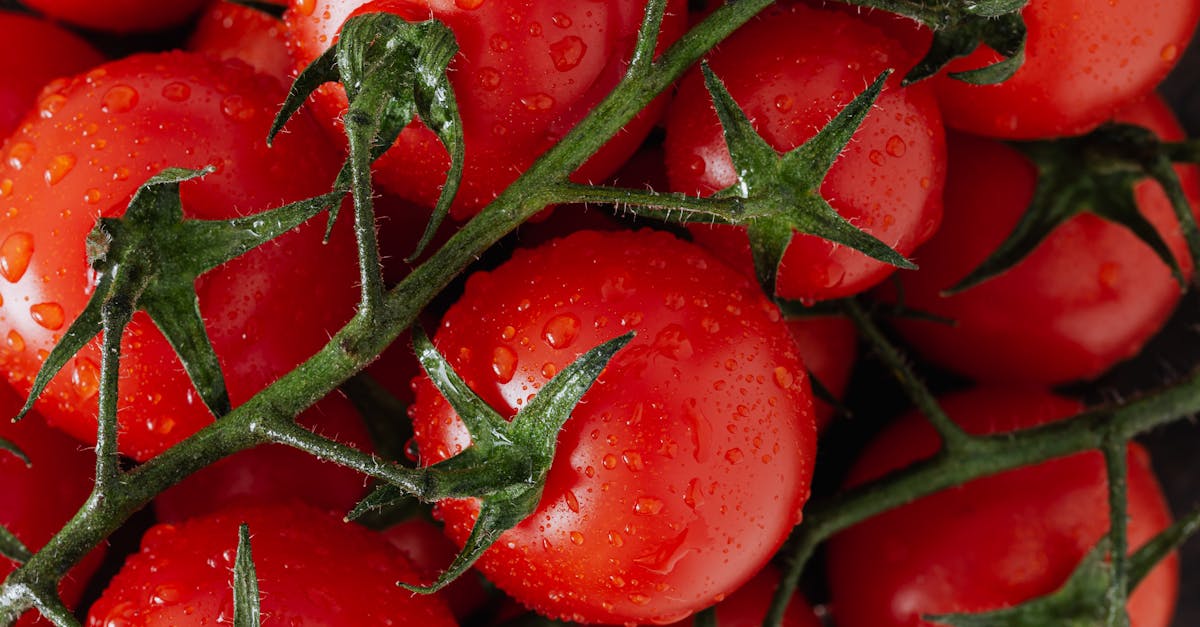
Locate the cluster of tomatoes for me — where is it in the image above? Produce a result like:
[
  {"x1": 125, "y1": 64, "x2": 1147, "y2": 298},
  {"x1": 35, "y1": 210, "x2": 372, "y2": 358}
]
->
[{"x1": 1, "y1": 0, "x2": 1199, "y2": 625}]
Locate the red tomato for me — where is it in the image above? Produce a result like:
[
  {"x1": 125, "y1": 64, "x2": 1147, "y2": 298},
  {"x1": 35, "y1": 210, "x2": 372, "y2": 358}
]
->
[
  {"x1": 22, "y1": 0, "x2": 208, "y2": 33},
  {"x1": 283, "y1": 0, "x2": 686, "y2": 219},
  {"x1": 786, "y1": 316, "x2": 855, "y2": 430},
  {"x1": 87, "y1": 502, "x2": 457, "y2": 626},
  {"x1": 0, "y1": 383, "x2": 104, "y2": 627},
  {"x1": 410, "y1": 229, "x2": 817, "y2": 624},
  {"x1": 154, "y1": 393, "x2": 374, "y2": 523},
  {"x1": 884, "y1": 95, "x2": 1200, "y2": 384},
  {"x1": 827, "y1": 387, "x2": 1177, "y2": 627},
  {"x1": 668, "y1": 566, "x2": 822, "y2": 627},
  {"x1": 0, "y1": 52, "x2": 359, "y2": 460},
  {"x1": 933, "y1": 0, "x2": 1200, "y2": 139},
  {"x1": 665, "y1": 3, "x2": 945, "y2": 302},
  {"x1": 188, "y1": 0, "x2": 294, "y2": 84},
  {"x1": 384, "y1": 518, "x2": 492, "y2": 622},
  {"x1": 0, "y1": 11, "x2": 104, "y2": 139}
]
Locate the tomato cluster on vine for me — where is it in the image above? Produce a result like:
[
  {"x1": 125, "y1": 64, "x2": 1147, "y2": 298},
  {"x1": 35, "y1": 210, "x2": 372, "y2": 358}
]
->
[{"x1": 0, "y1": 0, "x2": 1198, "y2": 626}]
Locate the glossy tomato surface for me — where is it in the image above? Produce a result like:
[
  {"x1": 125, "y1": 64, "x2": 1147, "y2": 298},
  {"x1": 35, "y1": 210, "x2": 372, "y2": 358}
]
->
[
  {"x1": 0, "y1": 52, "x2": 359, "y2": 460},
  {"x1": 827, "y1": 387, "x2": 1177, "y2": 627},
  {"x1": 933, "y1": 0, "x2": 1200, "y2": 139},
  {"x1": 668, "y1": 566, "x2": 821, "y2": 627},
  {"x1": 665, "y1": 3, "x2": 945, "y2": 302},
  {"x1": 87, "y1": 502, "x2": 457, "y2": 626},
  {"x1": 887, "y1": 95, "x2": 1200, "y2": 384},
  {"x1": 786, "y1": 315, "x2": 855, "y2": 430},
  {"x1": 23, "y1": 0, "x2": 208, "y2": 33},
  {"x1": 284, "y1": 0, "x2": 686, "y2": 219},
  {"x1": 188, "y1": 0, "x2": 293, "y2": 84},
  {"x1": 0, "y1": 11, "x2": 104, "y2": 139},
  {"x1": 410, "y1": 229, "x2": 816, "y2": 624}
]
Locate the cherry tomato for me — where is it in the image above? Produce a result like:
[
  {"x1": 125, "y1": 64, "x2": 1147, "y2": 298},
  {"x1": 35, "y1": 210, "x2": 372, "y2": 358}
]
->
[
  {"x1": 384, "y1": 517, "x2": 492, "y2": 622},
  {"x1": 154, "y1": 392, "x2": 374, "y2": 523},
  {"x1": 786, "y1": 316, "x2": 855, "y2": 430},
  {"x1": 188, "y1": 0, "x2": 293, "y2": 84},
  {"x1": 827, "y1": 387, "x2": 1177, "y2": 627},
  {"x1": 884, "y1": 95, "x2": 1200, "y2": 384},
  {"x1": 410, "y1": 229, "x2": 816, "y2": 624},
  {"x1": 668, "y1": 566, "x2": 822, "y2": 627},
  {"x1": 283, "y1": 0, "x2": 686, "y2": 219},
  {"x1": 933, "y1": 0, "x2": 1200, "y2": 139},
  {"x1": 87, "y1": 502, "x2": 457, "y2": 626},
  {"x1": 0, "y1": 383, "x2": 104, "y2": 627},
  {"x1": 665, "y1": 3, "x2": 945, "y2": 302},
  {"x1": 0, "y1": 11, "x2": 104, "y2": 139},
  {"x1": 0, "y1": 52, "x2": 359, "y2": 460},
  {"x1": 22, "y1": 0, "x2": 208, "y2": 33}
]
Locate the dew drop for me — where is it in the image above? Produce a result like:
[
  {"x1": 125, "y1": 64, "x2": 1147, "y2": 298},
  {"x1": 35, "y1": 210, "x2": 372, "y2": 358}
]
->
[
  {"x1": 724, "y1": 448, "x2": 745, "y2": 465},
  {"x1": 541, "y1": 362, "x2": 558, "y2": 378},
  {"x1": 773, "y1": 366, "x2": 795, "y2": 390},
  {"x1": 44, "y1": 154, "x2": 76, "y2": 186},
  {"x1": 500, "y1": 325, "x2": 516, "y2": 340},
  {"x1": 84, "y1": 188, "x2": 102, "y2": 204},
  {"x1": 296, "y1": 0, "x2": 316, "y2": 15},
  {"x1": 1161, "y1": 43, "x2": 1179, "y2": 62},
  {"x1": 71, "y1": 358, "x2": 100, "y2": 400},
  {"x1": 490, "y1": 34, "x2": 511, "y2": 52},
  {"x1": 7, "y1": 142, "x2": 35, "y2": 170},
  {"x1": 492, "y1": 345, "x2": 518, "y2": 383},
  {"x1": 151, "y1": 585, "x2": 181, "y2": 605},
  {"x1": 30, "y1": 302, "x2": 65, "y2": 330},
  {"x1": 551, "y1": 12, "x2": 573, "y2": 28},
  {"x1": 101, "y1": 85, "x2": 139, "y2": 114},
  {"x1": 0, "y1": 232, "x2": 34, "y2": 282},
  {"x1": 38, "y1": 94, "x2": 67, "y2": 119},
  {"x1": 885, "y1": 135, "x2": 907, "y2": 157},
  {"x1": 0, "y1": 179, "x2": 10, "y2": 197},
  {"x1": 478, "y1": 67, "x2": 502, "y2": 91},
  {"x1": 634, "y1": 496, "x2": 664, "y2": 515},
  {"x1": 542, "y1": 313, "x2": 580, "y2": 349},
  {"x1": 549, "y1": 36, "x2": 587, "y2": 71},
  {"x1": 565, "y1": 490, "x2": 580, "y2": 513},
  {"x1": 602, "y1": 453, "x2": 618, "y2": 470},
  {"x1": 5, "y1": 331, "x2": 24, "y2": 353},
  {"x1": 868, "y1": 149, "x2": 885, "y2": 166},
  {"x1": 621, "y1": 450, "x2": 644, "y2": 471},
  {"x1": 773, "y1": 94, "x2": 793, "y2": 112},
  {"x1": 221, "y1": 95, "x2": 256, "y2": 121},
  {"x1": 628, "y1": 593, "x2": 651, "y2": 606},
  {"x1": 162, "y1": 82, "x2": 191, "y2": 102},
  {"x1": 521, "y1": 93, "x2": 555, "y2": 111},
  {"x1": 569, "y1": 531, "x2": 585, "y2": 545}
]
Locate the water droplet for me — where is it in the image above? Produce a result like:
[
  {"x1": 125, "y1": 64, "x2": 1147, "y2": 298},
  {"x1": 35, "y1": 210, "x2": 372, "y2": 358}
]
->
[
  {"x1": 652, "y1": 324, "x2": 693, "y2": 360},
  {"x1": 684, "y1": 477, "x2": 703, "y2": 510},
  {"x1": 478, "y1": 67, "x2": 502, "y2": 91},
  {"x1": 885, "y1": 135, "x2": 907, "y2": 157},
  {"x1": 621, "y1": 450, "x2": 644, "y2": 471},
  {"x1": 634, "y1": 496, "x2": 663, "y2": 515},
  {"x1": 7, "y1": 142, "x2": 35, "y2": 170},
  {"x1": 490, "y1": 34, "x2": 511, "y2": 52},
  {"x1": 221, "y1": 95, "x2": 256, "y2": 121},
  {"x1": 551, "y1": 12, "x2": 573, "y2": 28},
  {"x1": 71, "y1": 358, "x2": 100, "y2": 400},
  {"x1": 549, "y1": 36, "x2": 587, "y2": 71},
  {"x1": 602, "y1": 453, "x2": 618, "y2": 470},
  {"x1": 30, "y1": 302, "x2": 65, "y2": 330},
  {"x1": 868, "y1": 149, "x2": 885, "y2": 166},
  {"x1": 773, "y1": 366, "x2": 794, "y2": 390},
  {"x1": 5, "y1": 331, "x2": 24, "y2": 352},
  {"x1": 1161, "y1": 43, "x2": 1178, "y2": 62},
  {"x1": 541, "y1": 362, "x2": 557, "y2": 378},
  {"x1": 492, "y1": 345, "x2": 517, "y2": 383},
  {"x1": 565, "y1": 490, "x2": 580, "y2": 513},
  {"x1": 296, "y1": 0, "x2": 315, "y2": 15},
  {"x1": 44, "y1": 154, "x2": 76, "y2": 186},
  {"x1": 569, "y1": 531, "x2": 585, "y2": 545},
  {"x1": 608, "y1": 530, "x2": 624, "y2": 546},
  {"x1": 101, "y1": 85, "x2": 139, "y2": 114},
  {"x1": 774, "y1": 94, "x2": 793, "y2": 112},
  {"x1": 632, "y1": 529, "x2": 690, "y2": 574},
  {"x1": 542, "y1": 313, "x2": 580, "y2": 349},
  {"x1": 628, "y1": 593, "x2": 651, "y2": 606},
  {"x1": 162, "y1": 82, "x2": 191, "y2": 102},
  {"x1": 724, "y1": 448, "x2": 745, "y2": 464},
  {"x1": 683, "y1": 399, "x2": 712, "y2": 463},
  {"x1": 0, "y1": 232, "x2": 34, "y2": 282},
  {"x1": 151, "y1": 585, "x2": 181, "y2": 605},
  {"x1": 919, "y1": 177, "x2": 931, "y2": 190},
  {"x1": 0, "y1": 179, "x2": 10, "y2": 198},
  {"x1": 521, "y1": 93, "x2": 555, "y2": 111},
  {"x1": 455, "y1": 0, "x2": 483, "y2": 8},
  {"x1": 39, "y1": 94, "x2": 67, "y2": 119},
  {"x1": 500, "y1": 325, "x2": 516, "y2": 340},
  {"x1": 84, "y1": 188, "x2": 102, "y2": 204}
]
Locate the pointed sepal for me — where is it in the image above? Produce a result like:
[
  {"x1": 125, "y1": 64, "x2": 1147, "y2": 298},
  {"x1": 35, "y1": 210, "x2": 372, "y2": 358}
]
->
[
  {"x1": 0, "y1": 523, "x2": 31, "y2": 564},
  {"x1": 233, "y1": 524, "x2": 262, "y2": 627},
  {"x1": 903, "y1": 9, "x2": 1027, "y2": 85},
  {"x1": 413, "y1": 324, "x2": 509, "y2": 451},
  {"x1": 0, "y1": 437, "x2": 28, "y2": 466}
]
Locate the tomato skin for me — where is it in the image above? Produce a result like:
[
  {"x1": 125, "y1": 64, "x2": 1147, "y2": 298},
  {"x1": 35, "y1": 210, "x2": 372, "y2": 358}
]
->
[
  {"x1": 189, "y1": 0, "x2": 294, "y2": 84},
  {"x1": 827, "y1": 387, "x2": 1177, "y2": 627},
  {"x1": 933, "y1": 0, "x2": 1200, "y2": 139},
  {"x1": 22, "y1": 0, "x2": 208, "y2": 32},
  {"x1": 0, "y1": 383, "x2": 104, "y2": 627},
  {"x1": 786, "y1": 316, "x2": 855, "y2": 430},
  {"x1": 409, "y1": 229, "x2": 816, "y2": 624},
  {"x1": 0, "y1": 52, "x2": 359, "y2": 461},
  {"x1": 86, "y1": 502, "x2": 457, "y2": 626},
  {"x1": 0, "y1": 11, "x2": 104, "y2": 140},
  {"x1": 384, "y1": 518, "x2": 492, "y2": 622},
  {"x1": 668, "y1": 566, "x2": 822, "y2": 627},
  {"x1": 885, "y1": 95, "x2": 1199, "y2": 384},
  {"x1": 665, "y1": 3, "x2": 945, "y2": 302},
  {"x1": 283, "y1": 0, "x2": 686, "y2": 220},
  {"x1": 154, "y1": 392, "x2": 374, "y2": 523}
]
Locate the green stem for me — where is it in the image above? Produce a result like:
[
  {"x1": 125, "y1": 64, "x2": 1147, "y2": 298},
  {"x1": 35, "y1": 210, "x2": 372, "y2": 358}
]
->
[
  {"x1": 95, "y1": 300, "x2": 133, "y2": 493},
  {"x1": 1102, "y1": 439, "x2": 1130, "y2": 627}
]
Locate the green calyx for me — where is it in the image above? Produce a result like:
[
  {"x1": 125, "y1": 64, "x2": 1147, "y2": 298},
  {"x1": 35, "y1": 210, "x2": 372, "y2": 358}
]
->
[
  {"x1": 948, "y1": 123, "x2": 1200, "y2": 294},
  {"x1": 233, "y1": 524, "x2": 262, "y2": 627}
]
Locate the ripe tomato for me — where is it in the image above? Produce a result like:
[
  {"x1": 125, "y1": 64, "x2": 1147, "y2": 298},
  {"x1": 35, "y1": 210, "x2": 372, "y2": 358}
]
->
[
  {"x1": 668, "y1": 566, "x2": 822, "y2": 627},
  {"x1": 665, "y1": 3, "x2": 945, "y2": 302},
  {"x1": 932, "y1": 0, "x2": 1200, "y2": 139},
  {"x1": 384, "y1": 517, "x2": 492, "y2": 622},
  {"x1": 0, "y1": 11, "x2": 104, "y2": 139},
  {"x1": 283, "y1": 0, "x2": 686, "y2": 219},
  {"x1": 0, "y1": 382, "x2": 104, "y2": 627},
  {"x1": 87, "y1": 502, "x2": 457, "y2": 626},
  {"x1": 0, "y1": 52, "x2": 359, "y2": 460},
  {"x1": 189, "y1": 0, "x2": 293, "y2": 84},
  {"x1": 22, "y1": 0, "x2": 208, "y2": 33},
  {"x1": 884, "y1": 95, "x2": 1200, "y2": 384},
  {"x1": 786, "y1": 316, "x2": 855, "y2": 430},
  {"x1": 409, "y1": 229, "x2": 817, "y2": 624},
  {"x1": 827, "y1": 387, "x2": 1177, "y2": 627},
  {"x1": 153, "y1": 392, "x2": 374, "y2": 523}
]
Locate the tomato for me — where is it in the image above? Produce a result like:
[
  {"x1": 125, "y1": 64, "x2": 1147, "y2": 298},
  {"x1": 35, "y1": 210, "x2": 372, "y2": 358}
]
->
[
  {"x1": 0, "y1": 11, "x2": 104, "y2": 140},
  {"x1": 409, "y1": 229, "x2": 816, "y2": 624},
  {"x1": 86, "y1": 502, "x2": 457, "y2": 626},
  {"x1": 827, "y1": 387, "x2": 1177, "y2": 627},
  {"x1": 786, "y1": 316, "x2": 855, "y2": 430},
  {"x1": 0, "y1": 382, "x2": 104, "y2": 627},
  {"x1": 188, "y1": 0, "x2": 293, "y2": 84},
  {"x1": 0, "y1": 52, "x2": 359, "y2": 461},
  {"x1": 883, "y1": 95, "x2": 1200, "y2": 384},
  {"x1": 283, "y1": 0, "x2": 686, "y2": 219},
  {"x1": 22, "y1": 0, "x2": 208, "y2": 33},
  {"x1": 665, "y1": 3, "x2": 945, "y2": 302},
  {"x1": 668, "y1": 566, "x2": 822, "y2": 627},
  {"x1": 384, "y1": 517, "x2": 492, "y2": 622},
  {"x1": 932, "y1": 0, "x2": 1200, "y2": 139},
  {"x1": 153, "y1": 392, "x2": 374, "y2": 523}
]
